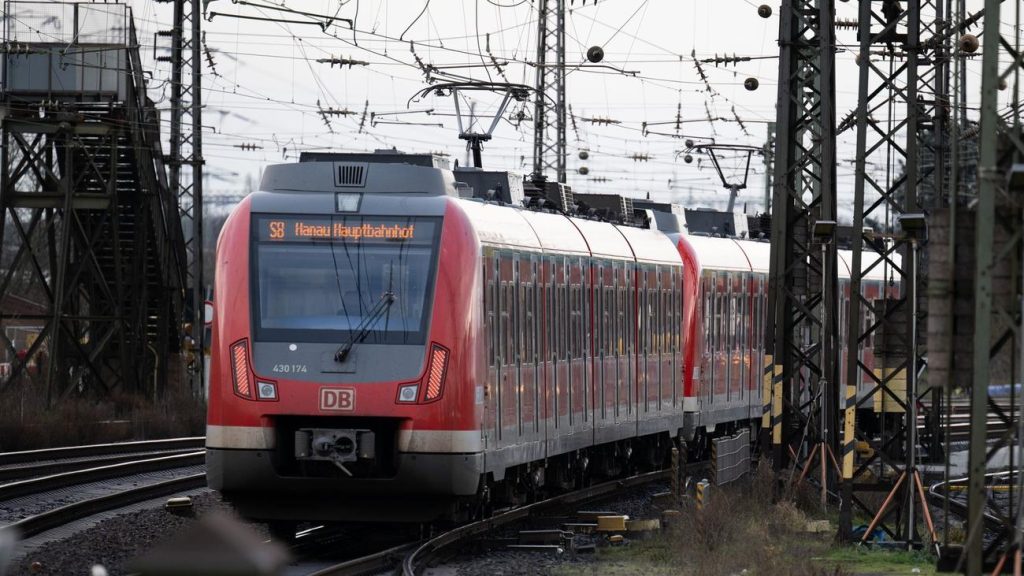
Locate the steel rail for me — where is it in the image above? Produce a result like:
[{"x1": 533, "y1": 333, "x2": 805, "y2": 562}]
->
[
  {"x1": 402, "y1": 469, "x2": 672, "y2": 576},
  {"x1": 307, "y1": 542, "x2": 420, "y2": 576},
  {"x1": 0, "y1": 437, "x2": 205, "y2": 466},
  {"x1": 927, "y1": 470, "x2": 1015, "y2": 531},
  {"x1": 0, "y1": 451, "x2": 205, "y2": 501},
  {"x1": 1, "y1": 472, "x2": 207, "y2": 539},
  {"x1": 0, "y1": 449, "x2": 203, "y2": 483}
]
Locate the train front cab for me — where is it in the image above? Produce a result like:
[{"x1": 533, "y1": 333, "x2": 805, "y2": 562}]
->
[{"x1": 205, "y1": 159, "x2": 487, "y2": 523}]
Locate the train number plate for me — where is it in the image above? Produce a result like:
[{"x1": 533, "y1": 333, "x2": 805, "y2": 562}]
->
[{"x1": 319, "y1": 387, "x2": 355, "y2": 411}]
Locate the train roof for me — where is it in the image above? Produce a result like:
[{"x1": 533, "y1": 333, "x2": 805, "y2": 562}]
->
[
  {"x1": 684, "y1": 235, "x2": 753, "y2": 273},
  {"x1": 733, "y1": 239, "x2": 771, "y2": 275},
  {"x1": 260, "y1": 154, "x2": 458, "y2": 197},
  {"x1": 456, "y1": 200, "x2": 544, "y2": 251},
  {"x1": 614, "y1": 224, "x2": 682, "y2": 265},
  {"x1": 571, "y1": 217, "x2": 634, "y2": 260}
]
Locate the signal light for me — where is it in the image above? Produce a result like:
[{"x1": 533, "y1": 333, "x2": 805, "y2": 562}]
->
[
  {"x1": 231, "y1": 340, "x2": 252, "y2": 398},
  {"x1": 423, "y1": 344, "x2": 449, "y2": 402}
]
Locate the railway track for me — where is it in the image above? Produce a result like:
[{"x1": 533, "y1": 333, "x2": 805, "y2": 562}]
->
[
  {"x1": 927, "y1": 470, "x2": 1020, "y2": 536},
  {"x1": 287, "y1": 467, "x2": 683, "y2": 576},
  {"x1": 918, "y1": 401, "x2": 1017, "y2": 444},
  {"x1": 0, "y1": 438, "x2": 207, "y2": 540},
  {"x1": 0, "y1": 437, "x2": 205, "y2": 482}
]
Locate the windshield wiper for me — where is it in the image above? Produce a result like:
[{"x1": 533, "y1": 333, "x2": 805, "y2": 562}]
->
[{"x1": 335, "y1": 291, "x2": 396, "y2": 363}]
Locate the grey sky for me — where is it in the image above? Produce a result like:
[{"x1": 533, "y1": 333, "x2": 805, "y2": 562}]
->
[{"x1": 104, "y1": 0, "x2": 1014, "y2": 219}]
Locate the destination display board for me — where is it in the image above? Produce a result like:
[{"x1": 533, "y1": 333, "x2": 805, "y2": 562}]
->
[{"x1": 255, "y1": 215, "x2": 436, "y2": 244}]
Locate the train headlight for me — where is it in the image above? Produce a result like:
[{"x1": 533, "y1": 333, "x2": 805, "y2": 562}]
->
[
  {"x1": 257, "y1": 381, "x2": 278, "y2": 400},
  {"x1": 397, "y1": 384, "x2": 418, "y2": 403}
]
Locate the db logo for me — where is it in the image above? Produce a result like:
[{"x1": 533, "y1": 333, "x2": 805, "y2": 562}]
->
[{"x1": 319, "y1": 388, "x2": 355, "y2": 411}]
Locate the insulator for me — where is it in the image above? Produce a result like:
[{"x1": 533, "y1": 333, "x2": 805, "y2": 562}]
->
[
  {"x1": 684, "y1": 139, "x2": 694, "y2": 148},
  {"x1": 999, "y1": 78, "x2": 1008, "y2": 91},
  {"x1": 959, "y1": 34, "x2": 979, "y2": 54},
  {"x1": 586, "y1": 46, "x2": 604, "y2": 63},
  {"x1": 579, "y1": 150, "x2": 589, "y2": 160},
  {"x1": 684, "y1": 154, "x2": 693, "y2": 164},
  {"x1": 757, "y1": 4, "x2": 772, "y2": 18},
  {"x1": 744, "y1": 77, "x2": 759, "y2": 91},
  {"x1": 578, "y1": 166, "x2": 590, "y2": 175},
  {"x1": 835, "y1": 18, "x2": 859, "y2": 30}
]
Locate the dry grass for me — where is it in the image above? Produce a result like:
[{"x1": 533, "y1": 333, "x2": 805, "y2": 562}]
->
[
  {"x1": 665, "y1": 466, "x2": 847, "y2": 576},
  {"x1": 0, "y1": 375, "x2": 205, "y2": 451}
]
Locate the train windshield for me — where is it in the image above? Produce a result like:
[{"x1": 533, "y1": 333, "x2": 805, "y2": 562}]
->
[{"x1": 252, "y1": 215, "x2": 441, "y2": 344}]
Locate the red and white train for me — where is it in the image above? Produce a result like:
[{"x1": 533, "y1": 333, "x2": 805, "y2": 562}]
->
[{"x1": 206, "y1": 152, "x2": 891, "y2": 528}]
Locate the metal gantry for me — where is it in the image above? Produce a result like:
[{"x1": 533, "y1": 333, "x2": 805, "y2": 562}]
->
[
  {"x1": 965, "y1": 0, "x2": 1023, "y2": 573},
  {"x1": 766, "y1": 0, "x2": 840, "y2": 503},
  {"x1": 162, "y1": 0, "x2": 205, "y2": 392},
  {"x1": 0, "y1": 2, "x2": 186, "y2": 401},
  {"x1": 532, "y1": 0, "x2": 567, "y2": 183},
  {"x1": 834, "y1": 0, "x2": 953, "y2": 547}
]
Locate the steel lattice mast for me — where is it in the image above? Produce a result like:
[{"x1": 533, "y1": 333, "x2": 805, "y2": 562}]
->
[
  {"x1": 163, "y1": 0, "x2": 205, "y2": 393},
  {"x1": 965, "y1": 0, "x2": 1023, "y2": 572},
  {"x1": 532, "y1": 0, "x2": 566, "y2": 184},
  {"x1": 766, "y1": 0, "x2": 840, "y2": 501},
  {"x1": 838, "y1": 0, "x2": 948, "y2": 547}
]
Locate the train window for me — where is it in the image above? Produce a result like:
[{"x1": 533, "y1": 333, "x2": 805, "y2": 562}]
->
[
  {"x1": 578, "y1": 269, "x2": 584, "y2": 359},
  {"x1": 553, "y1": 263, "x2": 561, "y2": 359},
  {"x1": 523, "y1": 267, "x2": 531, "y2": 364},
  {"x1": 601, "y1": 268, "x2": 608, "y2": 356},
  {"x1": 545, "y1": 266, "x2": 553, "y2": 361},
  {"x1": 605, "y1": 272, "x2": 612, "y2": 356},
  {"x1": 253, "y1": 215, "x2": 441, "y2": 344},
  {"x1": 485, "y1": 256, "x2": 495, "y2": 368},
  {"x1": 498, "y1": 280, "x2": 506, "y2": 365},
  {"x1": 702, "y1": 276, "x2": 710, "y2": 350},
  {"x1": 615, "y1": 266, "x2": 624, "y2": 356},
  {"x1": 639, "y1": 271, "x2": 647, "y2": 355},
  {"x1": 569, "y1": 281, "x2": 577, "y2": 359}
]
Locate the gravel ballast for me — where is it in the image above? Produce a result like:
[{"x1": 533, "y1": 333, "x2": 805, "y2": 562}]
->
[{"x1": 9, "y1": 491, "x2": 253, "y2": 575}]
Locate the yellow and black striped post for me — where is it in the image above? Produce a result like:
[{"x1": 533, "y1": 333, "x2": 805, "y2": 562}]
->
[
  {"x1": 842, "y1": 383, "x2": 857, "y2": 480},
  {"x1": 696, "y1": 479, "x2": 708, "y2": 512},
  {"x1": 771, "y1": 364, "x2": 784, "y2": 446}
]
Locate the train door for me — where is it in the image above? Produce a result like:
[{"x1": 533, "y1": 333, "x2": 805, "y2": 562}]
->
[
  {"x1": 748, "y1": 274, "x2": 761, "y2": 420},
  {"x1": 700, "y1": 272, "x2": 714, "y2": 410},
  {"x1": 648, "y1": 267, "x2": 660, "y2": 415},
  {"x1": 568, "y1": 256, "x2": 588, "y2": 436},
  {"x1": 637, "y1": 265, "x2": 649, "y2": 416},
  {"x1": 553, "y1": 256, "x2": 568, "y2": 437},
  {"x1": 612, "y1": 261, "x2": 624, "y2": 424},
  {"x1": 518, "y1": 255, "x2": 539, "y2": 445},
  {"x1": 541, "y1": 257, "x2": 554, "y2": 456},
  {"x1": 717, "y1": 272, "x2": 729, "y2": 404},
  {"x1": 484, "y1": 251, "x2": 498, "y2": 452},
  {"x1": 497, "y1": 253, "x2": 518, "y2": 448},
  {"x1": 668, "y1": 267, "x2": 681, "y2": 410},
  {"x1": 733, "y1": 272, "x2": 746, "y2": 406},
  {"x1": 614, "y1": 261, "x2": 630, "y2": 422}
]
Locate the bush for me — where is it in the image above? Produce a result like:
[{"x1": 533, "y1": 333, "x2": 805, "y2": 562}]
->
[
  {"x1": 666, "y1": 463, "x2": 849, "y2": 576},
  {"x1": 0, "y1": 373, "x2": 205, "y2": 451}
]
